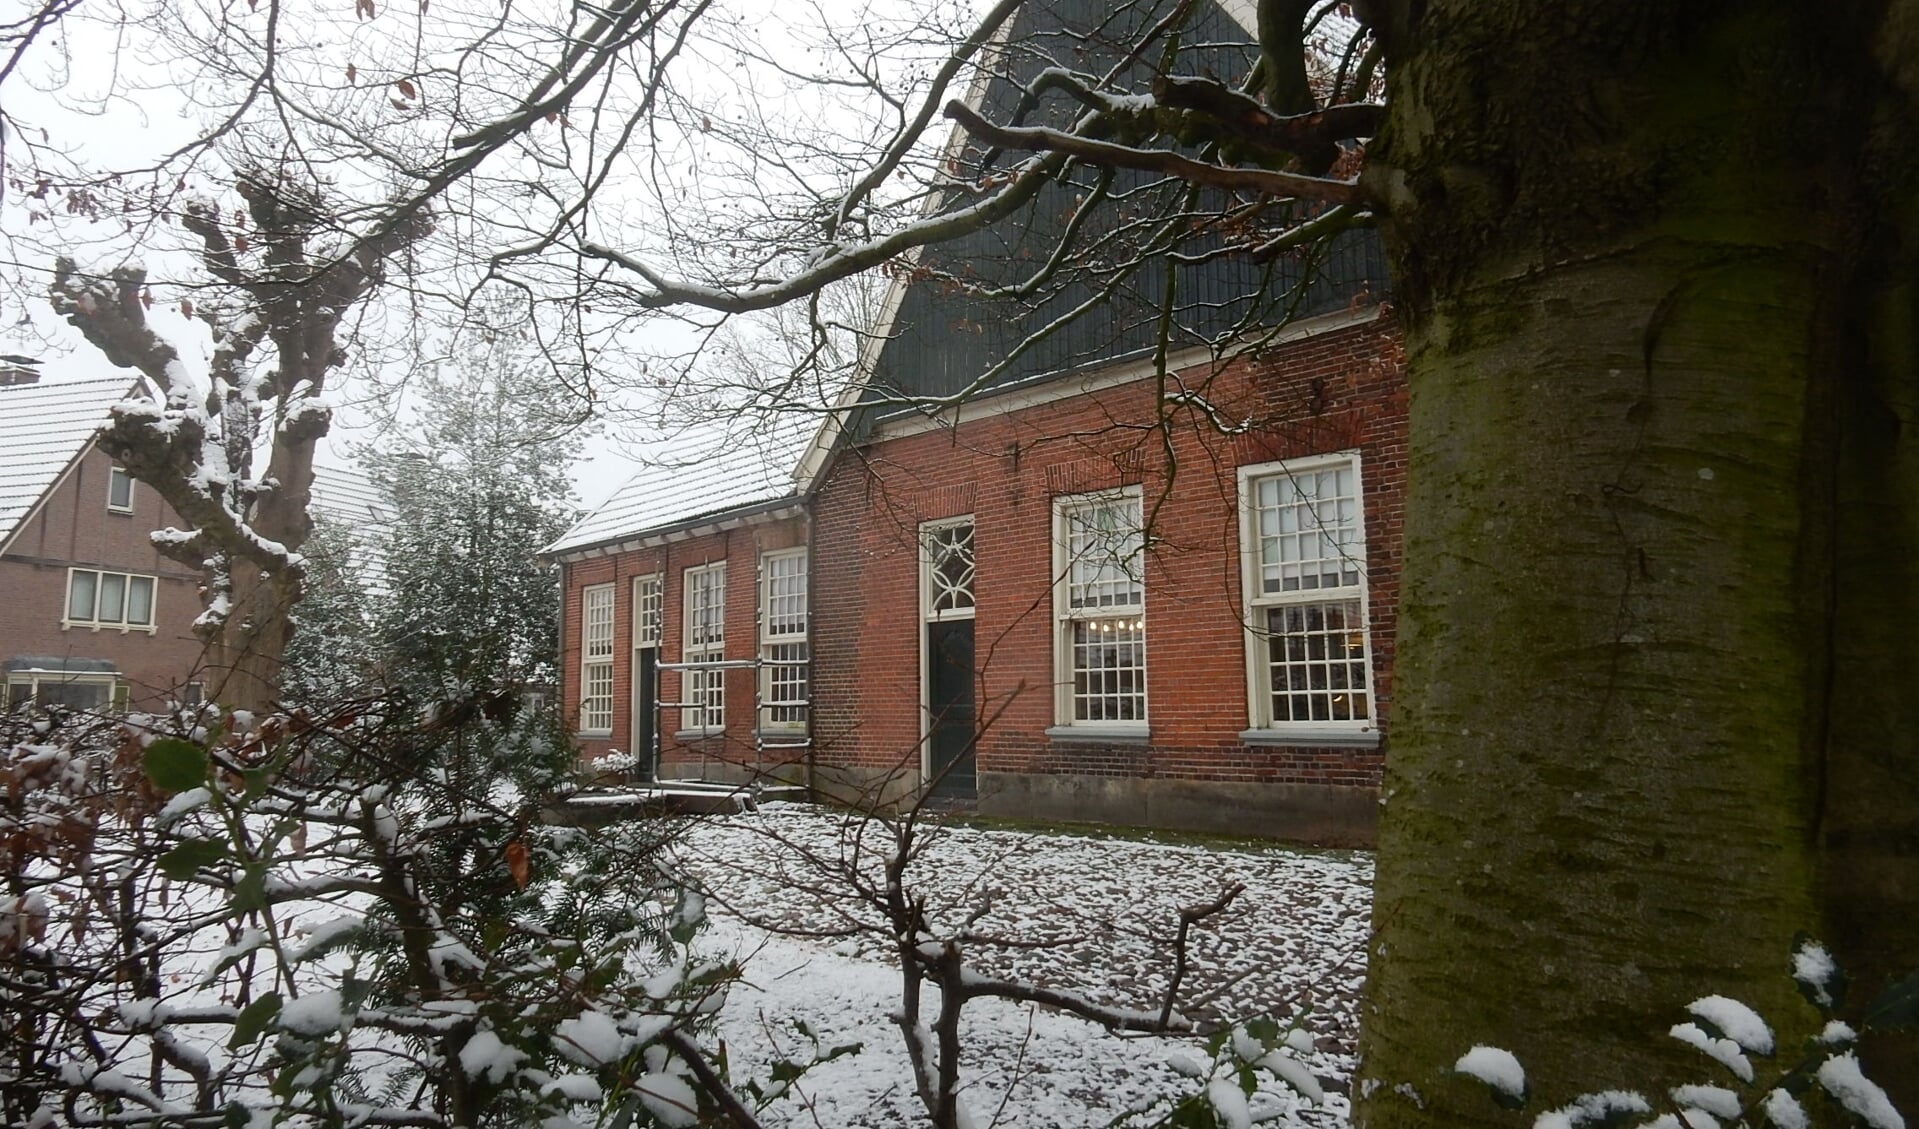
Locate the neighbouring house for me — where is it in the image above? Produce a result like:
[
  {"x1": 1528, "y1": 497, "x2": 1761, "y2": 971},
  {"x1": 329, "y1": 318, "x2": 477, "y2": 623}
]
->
[
  {"x1": 548, "y1": 0, "x2": 1407, "y2": 844},
  {"x1": 0, "y1": 368, "x2": 207, "y2": 711}
]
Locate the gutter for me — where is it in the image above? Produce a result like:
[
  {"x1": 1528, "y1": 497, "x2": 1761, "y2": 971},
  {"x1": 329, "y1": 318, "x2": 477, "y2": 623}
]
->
[{"x1": 545, "y1": 497, "x2": 805, "y2": 565}]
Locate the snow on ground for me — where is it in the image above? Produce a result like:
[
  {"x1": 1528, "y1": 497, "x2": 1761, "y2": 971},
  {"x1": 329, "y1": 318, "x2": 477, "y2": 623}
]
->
[{"x1": 671, "y1": 804, "x2": 1373, "y2": 1127}]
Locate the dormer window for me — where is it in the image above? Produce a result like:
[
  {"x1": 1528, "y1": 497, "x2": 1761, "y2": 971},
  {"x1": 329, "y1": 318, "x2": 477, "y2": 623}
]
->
[{"x1": 107, "y1": 466, "x2": 134, "y2": 514}]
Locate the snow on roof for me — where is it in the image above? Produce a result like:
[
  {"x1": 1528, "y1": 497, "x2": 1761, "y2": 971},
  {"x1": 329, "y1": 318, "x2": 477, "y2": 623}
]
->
[
  {"x1": 309, "y1": 463, "x2": 393, "y2": 594},
  {"x1": 0, "y1": 374, "x2": 144, "y2": 551},
  {"x1": 545, "y1": 412, "x2": 816, "y2": 557},
  {"x1": 309, "y1": 463, "x2": 390, "y2": 531}
]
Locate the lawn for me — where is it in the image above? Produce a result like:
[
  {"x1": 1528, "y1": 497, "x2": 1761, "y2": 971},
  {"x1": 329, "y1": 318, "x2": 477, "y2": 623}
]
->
[{"x1": 672, "y1": 804, "x2": 1374, "y2": 1127}]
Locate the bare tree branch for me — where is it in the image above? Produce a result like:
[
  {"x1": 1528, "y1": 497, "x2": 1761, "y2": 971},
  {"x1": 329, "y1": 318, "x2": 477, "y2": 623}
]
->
[{"x1": 942, "y1": 100, "x2": 1367, "y2": 205}]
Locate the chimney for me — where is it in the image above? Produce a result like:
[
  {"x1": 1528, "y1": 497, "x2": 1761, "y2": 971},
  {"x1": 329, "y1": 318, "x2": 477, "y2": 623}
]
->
[{"x1": 0, "y1": 355, "x2": 42, "y2": 387}]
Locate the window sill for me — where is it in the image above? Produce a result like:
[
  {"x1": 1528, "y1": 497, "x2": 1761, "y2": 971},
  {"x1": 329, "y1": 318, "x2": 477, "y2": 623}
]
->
[
  {"x1": 674, "y1": 729, "x2": 728, "y2": 742},
  {"x1": 1045, "y1": 724, "x2": 1151, "y2": 746},
  {"x1": 577, "y1": 730, "x2": 613, "y2": 740},
  {"x1": 63, "y1": 623, "x2": 158, "y2": 635},
  {"x1": 1239, "y1": 727, "x2": 1381, "y2": 749},
  {"x1": 754, "y1": 727, "x2": 810, "y2": 741}
]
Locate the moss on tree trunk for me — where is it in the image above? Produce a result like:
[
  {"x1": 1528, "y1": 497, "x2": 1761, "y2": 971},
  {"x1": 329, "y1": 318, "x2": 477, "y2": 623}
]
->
[{"x1": 1355, "y1": 1, "x2": 1919, "y2": 1121}]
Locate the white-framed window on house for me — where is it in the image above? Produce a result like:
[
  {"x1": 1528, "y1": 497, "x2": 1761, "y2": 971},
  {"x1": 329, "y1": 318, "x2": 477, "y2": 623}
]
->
[
  {"x1": 1240, "y1": 454, "x2": 1376, "y2": 741},
  {"x1": 1053, "y1": 489, "x2": 1147, "y2": 730},
  {"x1": 759, "y1": 549, "x2": 808, "y2": 732},
  {"x1": 922, "y1": 519, "x2": 975, "y2": 621},
  {"x1": 634, "y1": 574, "x2": 663, "y2": 649},
  {"x1": 6, "y1": 670, "x2": 128, "y2": 713},
  {"x1": 65, "y1": 568, "x2": 157, "y2": 632},
  {"x1": 579, "y1": 584, "x2": 615, "y2": 735},
  {"x1": 682, "y1": 562, "x2": 726, "y2": 732},
  {"x1": 107, "y1": 466, "x2": 135, "y2": 514}
]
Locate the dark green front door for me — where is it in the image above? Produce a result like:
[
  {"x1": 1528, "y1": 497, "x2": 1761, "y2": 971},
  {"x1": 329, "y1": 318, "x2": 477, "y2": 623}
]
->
[{"x1": 926, "y1": 620, "x2": 976, "y2": 799}]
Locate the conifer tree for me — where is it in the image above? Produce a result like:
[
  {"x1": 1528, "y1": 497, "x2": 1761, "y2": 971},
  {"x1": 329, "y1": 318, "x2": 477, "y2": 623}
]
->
[{"x1": 365, "y1": 329, "x2": 588, "y2": 704}]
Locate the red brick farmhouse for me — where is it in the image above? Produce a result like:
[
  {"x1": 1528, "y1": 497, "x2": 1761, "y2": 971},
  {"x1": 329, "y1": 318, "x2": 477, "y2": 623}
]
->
[{"x1": 547, "y1": 0, "x2": 1408, "y2": 844}]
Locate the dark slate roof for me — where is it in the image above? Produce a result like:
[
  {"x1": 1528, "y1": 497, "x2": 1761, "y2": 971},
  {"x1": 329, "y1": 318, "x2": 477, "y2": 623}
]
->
[{"x1": 861, "y1": 0, "x2": 1386, "y2": 419}]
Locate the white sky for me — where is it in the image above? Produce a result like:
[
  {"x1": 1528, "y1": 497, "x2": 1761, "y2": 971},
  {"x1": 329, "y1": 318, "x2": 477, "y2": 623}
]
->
[{"x1": 0, "y1": 0, "x2": 958, "y2": 513}]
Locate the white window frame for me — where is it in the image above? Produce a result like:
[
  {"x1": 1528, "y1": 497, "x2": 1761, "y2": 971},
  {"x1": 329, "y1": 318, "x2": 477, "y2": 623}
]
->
[
  {"x1": 578, "y1": 584, "x2": 615, "y2": 736},
  {"x1": 920, "y1": 518, "x2": 976, "y2": 623},
  {"x1": 681, "y1": 562, "x2": 726, "y2": 733},
  {"x1": 1238, "y1": 453, "x2": 1378, "y2": 745},
  {"x1": 633, "y1": 574, "x2": 663, "y2": 649},
  {"x1": 64, "y1": 568, "x2": 158, "y2": 633},
  {"x1": 758, "y1": 549, "x2": 809, "y2": 733},
  {"x1": 1050, "y1": 488, "x2": 1148, "y2": 734},
  {"x1": 6, "y1": 670, "x2": 128, "y2": 713},
  {"x1": 107, "y1": 466, "x2": 135, "y2": 514},
  {"x1": 919, "y1": 516, "x2": 977, "y2": 776}
]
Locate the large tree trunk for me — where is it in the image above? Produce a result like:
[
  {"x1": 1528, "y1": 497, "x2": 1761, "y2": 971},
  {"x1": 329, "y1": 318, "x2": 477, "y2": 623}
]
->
[
  {"x1": 1825, "y1": 5, "x2": 1919, "y2": 1096},
  {"x1": 207, "y1": 407, "x2": 320, "y2": 711},
  {"x1": 1355, "y1": 2, "x2": 1918, "y2": 1122}
]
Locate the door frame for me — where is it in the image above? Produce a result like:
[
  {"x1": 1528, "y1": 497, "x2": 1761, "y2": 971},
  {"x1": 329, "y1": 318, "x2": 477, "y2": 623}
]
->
[
  {"x1": 918, "y1": 516, "x2": 976, "y2": 789},
  {"x1": 631, "y1": 573, "x2": 662, "y2": 779}
]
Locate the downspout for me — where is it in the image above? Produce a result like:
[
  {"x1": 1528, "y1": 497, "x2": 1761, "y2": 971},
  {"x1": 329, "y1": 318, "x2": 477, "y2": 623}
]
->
[
  {"x1": 803, "y1": 502, "x2": 818, "y2": 799},
  {"x1": 553, "y1": 559, "x2": 569, "y2": 755}
]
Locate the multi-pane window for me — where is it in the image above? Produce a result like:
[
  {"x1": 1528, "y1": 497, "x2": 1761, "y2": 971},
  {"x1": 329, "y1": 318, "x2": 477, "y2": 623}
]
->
[
  {"x1": 579, "y1": 584, "x2": 615, "y2": 734},
  {"x1": 65, "y1": 569, "x2": 156, "y2": 631},
  {"x1": 1241, "y1": 455, "x2": 1374, "y2": 730},
  {"x1": 922, "y1": 520, "x2": 975, "y2": 620},
  {"x1": 682, "y1": 563, "x2": 726, "y2": 731},
  {"x1": 107, "y1": 466, "x2": 134, "y2": 513},
  {"x1": 760, "y1": 550, "x2": 808, "y2": 731},
  {"x1": 634, "y1": 575, "x2": 663, "y2": 648},
  {"x1": 1054, "y1": 491, "x2": 1146, "y2": 726},
  {"x1": 6, "y1": 672, "x2": 126, "y2": 712}
]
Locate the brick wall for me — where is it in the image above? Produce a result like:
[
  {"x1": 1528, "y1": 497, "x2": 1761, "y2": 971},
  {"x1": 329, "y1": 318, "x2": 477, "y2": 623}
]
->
[
  {"x1": 810, "y1": 313, "x2": 1407, "y2": 838},
  {"x1": 558, "y1": 515, "x2": 809, "y2": 778},
  {"x1": 0, "y1": 445, "x2": 206, "y2": 710}
]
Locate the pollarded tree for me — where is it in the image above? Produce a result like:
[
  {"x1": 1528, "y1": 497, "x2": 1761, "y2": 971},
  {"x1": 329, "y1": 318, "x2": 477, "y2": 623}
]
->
[
  {"x1": 7, "y1": 0, "x2": 709, "y2": 711},
  {"x1": 45, "y1": 172, "x2": 431, "y2": 712},
  {"x1": 364, "y1": 325, "x2": 588, "y2": 702}
]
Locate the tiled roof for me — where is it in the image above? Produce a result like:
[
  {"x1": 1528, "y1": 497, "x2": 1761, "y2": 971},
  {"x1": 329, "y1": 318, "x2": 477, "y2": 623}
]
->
[
  {"x1": 309, "y1": 463, "x2": 392, "y2": 532},
  {"x1": 545, "y1": 414, "x2": 816, "y2": 556},
  {"x1": 0, "y1": 375, "x2": 143, "y2": 552},
  {"x1": 309, "y1": 462, "x2": 393, "y2": 592}
]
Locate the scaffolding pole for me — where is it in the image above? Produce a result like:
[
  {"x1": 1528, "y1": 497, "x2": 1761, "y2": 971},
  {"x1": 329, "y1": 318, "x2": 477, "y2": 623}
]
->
[{"x1": 654, "y1": 653, "x2": 810, "y2": 798}]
